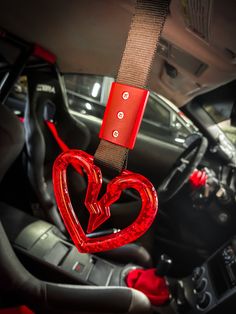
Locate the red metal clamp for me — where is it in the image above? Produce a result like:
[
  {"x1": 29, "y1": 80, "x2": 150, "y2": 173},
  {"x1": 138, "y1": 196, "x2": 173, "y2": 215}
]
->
[{"x1": 99, "y1": 82, "x2": 149, "y2": 149}]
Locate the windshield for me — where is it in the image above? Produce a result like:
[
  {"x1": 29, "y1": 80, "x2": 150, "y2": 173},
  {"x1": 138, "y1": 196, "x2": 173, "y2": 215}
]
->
[{"x1": 203, "y1": 101, "x2": 236, "y2": 147}]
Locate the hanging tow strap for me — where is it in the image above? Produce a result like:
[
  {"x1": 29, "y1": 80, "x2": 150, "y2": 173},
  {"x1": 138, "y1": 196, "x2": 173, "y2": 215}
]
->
[
  {"x1": 53, "y1": 0, "x2": 170, "y2": 253},
  {"x1": 94, "y1": 0, "x2": 170, "y2": 175}
]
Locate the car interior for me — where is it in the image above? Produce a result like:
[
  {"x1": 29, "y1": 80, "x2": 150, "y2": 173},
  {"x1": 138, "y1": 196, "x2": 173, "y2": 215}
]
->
[{"x1": 0, "y1": 0, "x2": 236, "y2": 313}]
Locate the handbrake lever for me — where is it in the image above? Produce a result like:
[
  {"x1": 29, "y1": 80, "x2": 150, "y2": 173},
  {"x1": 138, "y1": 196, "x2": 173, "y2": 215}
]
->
[{"x1": 87, "y1": 228, "x2": 120, "y2": 238}]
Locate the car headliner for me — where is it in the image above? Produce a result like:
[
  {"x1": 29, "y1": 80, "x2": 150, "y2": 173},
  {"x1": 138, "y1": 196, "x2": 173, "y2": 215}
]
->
[{"x1": 0, "y1": 0, "x2": 235, "y2": 106}]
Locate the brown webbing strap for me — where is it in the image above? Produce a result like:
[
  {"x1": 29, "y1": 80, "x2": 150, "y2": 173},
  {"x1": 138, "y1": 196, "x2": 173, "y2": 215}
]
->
[
  {"x1": 95, "y1": 0, "x2": 169, "y2": 175},
  {"x1": 95, "y1": 139, "x2": 128, "y2": 174},
  {"x1": 117, "y1": 0, "x2": 169, "y2": 89}
]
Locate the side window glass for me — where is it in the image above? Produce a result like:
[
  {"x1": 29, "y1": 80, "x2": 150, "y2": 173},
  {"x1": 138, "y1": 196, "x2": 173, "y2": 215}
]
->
[
  {"x1": 203, "y1": 101, "x2": 236, "y2": 147},
  {"x1": 141, "y1": 95, "x2": 197, "y2": 146},
  {"x1": 64, "y1": 74, "x2": 112, "y2": 119},
  {"x1": 143, "y1": 96, "x2": 170, "y2": 127},
  {"x1": 65, "y1": 75, "x2": 103, "y2": 102}
]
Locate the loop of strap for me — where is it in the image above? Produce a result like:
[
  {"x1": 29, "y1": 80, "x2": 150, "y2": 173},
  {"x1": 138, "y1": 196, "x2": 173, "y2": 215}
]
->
[
  {"x1": 94, "y1": 139, "x2": 129, "y2": 176},
  {"x1": 117, "y1": 0, "x2": 169, "y2": 89},
  {"x1": 95, "y1": 0, "x2": 170, "y2": 175}
]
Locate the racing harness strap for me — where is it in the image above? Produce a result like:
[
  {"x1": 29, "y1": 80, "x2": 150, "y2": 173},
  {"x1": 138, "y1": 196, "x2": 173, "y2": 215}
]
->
[{"x1": 94, "y1": 0, "x2": 170, "y2": 175}]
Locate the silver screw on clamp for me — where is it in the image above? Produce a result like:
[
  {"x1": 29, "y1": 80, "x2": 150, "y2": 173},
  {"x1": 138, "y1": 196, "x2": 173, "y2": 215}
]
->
[
  {"x1": 112, "y1": 130, "x2": 119, "y2": 138},
  {"x1": 122, "y1": 91, "x2": 129, "y2": 100},
  {"x1": 117, "y1": 111, "x2": 124, "y2": 119}
]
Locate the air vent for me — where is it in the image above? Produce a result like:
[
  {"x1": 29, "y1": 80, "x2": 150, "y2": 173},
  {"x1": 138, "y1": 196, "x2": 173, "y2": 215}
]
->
[{"x1": 182, "y1": 0, "x2": 212, "y2": 41}]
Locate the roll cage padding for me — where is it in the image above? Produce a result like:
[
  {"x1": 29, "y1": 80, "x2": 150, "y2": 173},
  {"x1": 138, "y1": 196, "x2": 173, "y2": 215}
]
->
[{"x1": 0, "y1": 220, "x2": 151, "y2": 313}]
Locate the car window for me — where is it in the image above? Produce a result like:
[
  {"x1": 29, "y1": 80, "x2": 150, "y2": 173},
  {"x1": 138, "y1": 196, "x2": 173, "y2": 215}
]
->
[
  {"x1": 65, "y1": 75, "x2": 103, "y2": 102},
  {"x1": 203, "y1": 101, "x2": 236, "y2": 147},
  {"x1": 143, "y1": 96, "x2": 170, "y2": 127},
  {"x1": 64, "y1": 74, "x2": 197, "y2": 147}
]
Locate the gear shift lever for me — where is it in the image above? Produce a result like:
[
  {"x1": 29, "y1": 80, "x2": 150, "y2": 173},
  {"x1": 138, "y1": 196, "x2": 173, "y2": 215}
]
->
[{"x1": 155, "y1": 254, "x2": 172, "y2": 276}]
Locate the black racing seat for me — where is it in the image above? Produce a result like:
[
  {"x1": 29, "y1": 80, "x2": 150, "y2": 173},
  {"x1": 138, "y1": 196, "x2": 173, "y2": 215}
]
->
[
  {"x1": 24, "y1": 69, "x2": 153, "y2": 268},
  {"x1": 24, "y1": 70, "x2": 90, "y2": 231},
  {"x1": 0, "y1": 103, "x2": 151, "y2": 313}
]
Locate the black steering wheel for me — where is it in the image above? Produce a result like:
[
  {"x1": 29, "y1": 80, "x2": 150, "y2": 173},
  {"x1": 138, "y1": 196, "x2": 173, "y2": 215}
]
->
[{"x1": 158, "y1": 136, "x2": 208, "y2": 203}]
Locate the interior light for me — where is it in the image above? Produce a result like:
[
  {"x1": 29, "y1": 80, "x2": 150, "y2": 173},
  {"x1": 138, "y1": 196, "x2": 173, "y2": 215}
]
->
[
  {"x1": 175, "y1": 138, "x2": 185, "y2": 143},
  {"x1": 91, "y1": 82, "x2": 101, "y2": 98},
  {"x1": 85, "y1": 102, "x2": 92, "y2": 110}
]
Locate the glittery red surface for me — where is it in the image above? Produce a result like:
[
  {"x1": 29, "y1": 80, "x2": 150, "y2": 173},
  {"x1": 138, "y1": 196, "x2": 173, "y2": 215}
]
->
[{"x1": 53, "y1": 150, "x2": 158, "y2": 253}]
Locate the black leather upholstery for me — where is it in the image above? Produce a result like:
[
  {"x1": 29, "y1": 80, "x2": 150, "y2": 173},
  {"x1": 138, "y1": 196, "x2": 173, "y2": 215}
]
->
[
  {"x1": 0, "y1": 219, "x2": 151, "y2": 313},
  {"x1": 97, "y1": 243, "x2": 152, "y2": 268},
  {"x1": 0, "y1": 105, "x2": 24, "y2": 182}
]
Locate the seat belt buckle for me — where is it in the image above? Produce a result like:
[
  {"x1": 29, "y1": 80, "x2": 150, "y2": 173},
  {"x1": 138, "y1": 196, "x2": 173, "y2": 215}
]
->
[{"x1": 99, "y1": 82, "x2": 149, "y2": 149}]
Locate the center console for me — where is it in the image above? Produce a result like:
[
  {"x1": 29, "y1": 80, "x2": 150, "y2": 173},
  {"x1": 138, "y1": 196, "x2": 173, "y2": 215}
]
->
[
  {"x1": 176, "y1": 238, "x2": 236, "y2": 313},
  {"x1": 13, "y1": 220, "x2": 136, "y2": 287},
  {"x1": 9, "y1": 208, "x2": 236, "y2": 313}
]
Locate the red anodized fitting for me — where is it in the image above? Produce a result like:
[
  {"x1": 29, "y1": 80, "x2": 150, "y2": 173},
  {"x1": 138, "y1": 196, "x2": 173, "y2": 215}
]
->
[{"x1": 99, "y1": 82, "x2": 149, "y2": 149}]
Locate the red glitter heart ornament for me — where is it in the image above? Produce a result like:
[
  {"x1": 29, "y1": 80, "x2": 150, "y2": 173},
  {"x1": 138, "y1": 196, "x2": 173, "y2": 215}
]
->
[{"x1": 53, "y1": 150, "x2": 158, "y2": 253}]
